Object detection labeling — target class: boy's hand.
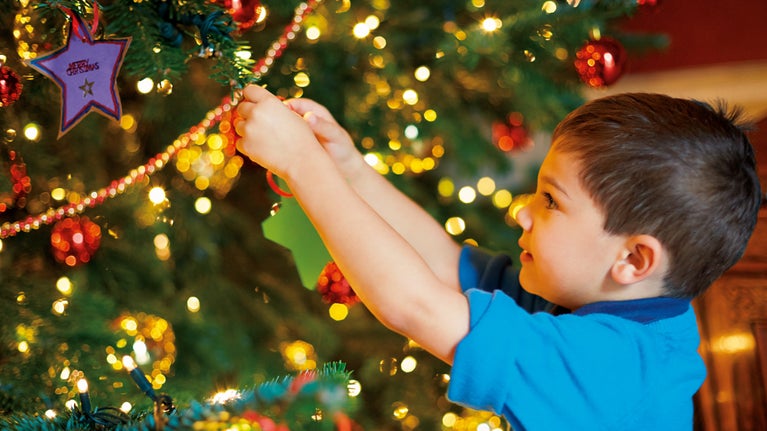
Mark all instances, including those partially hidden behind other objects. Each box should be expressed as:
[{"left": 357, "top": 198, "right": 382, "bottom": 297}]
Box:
[
  {"left": 285, "top": 98, "right": 364, "bottom": 180},
  {"left": 235, "top": 85, "right": 320, "bottom": 180}
]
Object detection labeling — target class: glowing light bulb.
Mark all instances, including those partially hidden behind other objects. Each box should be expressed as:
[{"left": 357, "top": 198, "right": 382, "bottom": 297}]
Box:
[
  {"left": 211, "top": 389, "right": 240, "bottom": 404},
  {"left": 123, "top": 355, "right": 157, "bottom": 401},
  {"left": 56, "top": 277, "right": 73, "bottom": 295},
  {"left": 235, "top": 50, "right": 252, "bottom": 60},
  {"left": 481, "top": 17, "right": 502, "bottom": 32},
  {"left": 400, "top": 355, "right": 417, "bottom": 373},
  {"left": 347, "top": 379, "right": 362, "bottom": 397},
  {"left": 493, "top": 190, "right": 513, "bottom": 208},
  {"left": 148, "top": 187, "right": 166, "bottom": 204},
  {"left": 542, "top": 1, "right": 557, "bottom": 13},
  {"left": 404, "top": 124, "right": 419, "bottom": 139},
  {"left": 186, "top": 296, "right": 201, "bottom": 313},
  {"left": 329, "top": 303, "right": 348, "bottom": 320},
  {"left": 77, "top": 378, "right": 91, "bottom": 413},
  {"left": 194, "top": 197, "right": 212, "bottom": 214},
  {"left": 402, "top": 89, "right": 418, "bottom": 105},
  {"left": 476, "top": 177, "right": 496, "bottom": 196},
  {"left": 458, "top": 186, "right": 477, "bottom": 203},
  {"left": 306, "top": 26, "right": 321, "bottom": 40},
  {"left": 444, "top": 217, "right": 466, "bottom": 236},
  {"left": 414, "top": 66, "right": 430, "bottom": 82},
  {"left": 120, "top": 402, "right": 132, "bottom": 413},
  {"left": 23, "top": 123, "right": 40, "bottom": 141},
  {"left": 137, "top": 78, "right": 154, "bottom": 94},
  {"left": 365, "top": 15, "right": 380, "bottom": 29},
  {"left": 353, "top": 22, "right": 370, "bottom": 38}
]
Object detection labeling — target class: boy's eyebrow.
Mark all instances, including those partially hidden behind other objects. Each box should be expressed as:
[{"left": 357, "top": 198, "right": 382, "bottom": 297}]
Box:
[{"left": 540, "top": 174, "right": 570, "bottom": 199}]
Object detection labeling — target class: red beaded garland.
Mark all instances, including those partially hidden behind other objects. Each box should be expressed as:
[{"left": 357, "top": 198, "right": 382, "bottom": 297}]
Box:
[{"left": 0, "top": 1, "right": 319, "bottom": 239}]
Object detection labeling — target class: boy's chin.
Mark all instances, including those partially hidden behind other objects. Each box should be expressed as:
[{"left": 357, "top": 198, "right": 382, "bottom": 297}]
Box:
[{"left": 519, "top": 275, "right": 542, "bottom": 297}]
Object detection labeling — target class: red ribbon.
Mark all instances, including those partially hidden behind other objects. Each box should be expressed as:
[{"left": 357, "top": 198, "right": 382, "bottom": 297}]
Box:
[
  {"left": 60, "top": 2, "right": 100, "bottom": 40},
  {"left": 266, "top": 171, "right": 294, "bottom": 198}
]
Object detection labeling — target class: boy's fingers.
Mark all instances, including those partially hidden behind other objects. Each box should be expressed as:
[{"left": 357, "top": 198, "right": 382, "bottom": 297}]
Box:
[
  {"left": 236, "top": 100, "right": 255, "bottom": 118},
  {"left": 285, "top": 98, "right": 315, "bottom": 115},
  {"left": 241, "top": 84, "right": 275, "bottom": 104},
  {"left": 286, "top": 98, "right": 333, "bottom": 119},
  {"left": 304, "top": 112, "right": 347, "bottom": 143}
]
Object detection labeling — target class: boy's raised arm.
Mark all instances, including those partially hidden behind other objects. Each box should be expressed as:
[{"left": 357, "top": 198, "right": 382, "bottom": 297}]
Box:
[
  {"left": 236, "top": 85, "right": 470, "bottom": 364},
  {"left": 286, "top": 97, "right": 463, "bottom": 291}
]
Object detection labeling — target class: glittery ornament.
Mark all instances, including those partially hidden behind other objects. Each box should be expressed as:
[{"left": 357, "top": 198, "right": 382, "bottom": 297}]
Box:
[
  {"left": 50, "top": 216, "right": 101, "bottom": 266},
  {"left": 0, "top": 66, "right": 23, "bottom": 107},
  {"left": 214, "top": 0, "right": 264, "bottom": 32},
  {"left": 317, "top": 262, "right": 359, "bottom": 305},
  {"left": 574, "top": 37, "right": 626, "bottom": 88}
]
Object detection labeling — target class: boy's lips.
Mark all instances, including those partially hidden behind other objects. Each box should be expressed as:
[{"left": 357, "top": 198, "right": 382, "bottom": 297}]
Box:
[
  {"left": 520, "top": 249, "right": 533, "bottom": 263},
  {"left": 518, "top": 240, "right": 532, "bottom": 263}
]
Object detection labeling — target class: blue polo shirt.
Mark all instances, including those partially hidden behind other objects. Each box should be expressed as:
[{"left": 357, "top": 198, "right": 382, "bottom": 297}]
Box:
[{"left": 448, "top": 246, "right": 706, "bottom": 430}]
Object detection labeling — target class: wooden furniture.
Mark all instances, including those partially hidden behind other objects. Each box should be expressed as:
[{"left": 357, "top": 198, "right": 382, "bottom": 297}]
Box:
[{"left": 694, "top": 117, "right": 767, "bottom": 430}]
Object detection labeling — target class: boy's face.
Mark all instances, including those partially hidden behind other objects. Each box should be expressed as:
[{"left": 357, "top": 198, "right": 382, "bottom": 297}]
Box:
[{"left": 516, "top": 146, "right": 627, "bottom": 310}]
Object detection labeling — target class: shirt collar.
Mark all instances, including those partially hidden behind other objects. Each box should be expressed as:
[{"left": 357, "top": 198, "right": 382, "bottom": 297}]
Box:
[{"left": 571, "top": 296, "right": 691, "bottom": 324}]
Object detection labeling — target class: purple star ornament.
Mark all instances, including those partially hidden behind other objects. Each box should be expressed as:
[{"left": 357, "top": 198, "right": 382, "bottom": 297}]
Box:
[{"left": 29, "top": 11, "right": 130, "bottom": 137}]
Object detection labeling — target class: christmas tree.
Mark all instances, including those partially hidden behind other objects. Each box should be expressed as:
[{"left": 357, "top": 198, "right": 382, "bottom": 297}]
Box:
[{"left": 0, "top": 0, "right": 663, "bottom": 429}]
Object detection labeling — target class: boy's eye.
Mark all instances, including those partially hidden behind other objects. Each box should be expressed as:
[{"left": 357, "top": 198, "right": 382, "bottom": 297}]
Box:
[{"left": 542, "top": 192, "right": 557, "bottom": 209}]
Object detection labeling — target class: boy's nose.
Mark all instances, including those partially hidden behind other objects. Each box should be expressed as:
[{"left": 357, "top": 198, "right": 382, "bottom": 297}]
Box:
[{"left": 510, "top": 194, "right": 533, "bottom": 231}]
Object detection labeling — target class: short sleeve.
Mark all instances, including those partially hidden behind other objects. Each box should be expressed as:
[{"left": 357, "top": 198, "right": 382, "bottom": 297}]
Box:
[{"left": 447, "top": 289, "right": 703, "bottom": 430}]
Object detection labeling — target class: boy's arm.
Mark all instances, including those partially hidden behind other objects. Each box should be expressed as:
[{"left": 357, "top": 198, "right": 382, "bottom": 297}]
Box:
[
  {"left": 237, "top": 86, "right": 470, "bottom": 363},
  {"left": 287, "top": 98, "right": 463, "bottom": 291}
]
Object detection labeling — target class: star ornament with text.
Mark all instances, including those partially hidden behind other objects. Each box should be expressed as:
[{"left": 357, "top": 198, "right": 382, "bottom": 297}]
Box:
[{"left": 29, "top": 11, "right": 130, "bottom": 137}]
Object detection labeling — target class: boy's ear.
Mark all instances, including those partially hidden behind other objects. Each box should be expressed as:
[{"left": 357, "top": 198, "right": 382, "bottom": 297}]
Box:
[{"left": 611, "top": 235, "right": 665, "bottom": 285}]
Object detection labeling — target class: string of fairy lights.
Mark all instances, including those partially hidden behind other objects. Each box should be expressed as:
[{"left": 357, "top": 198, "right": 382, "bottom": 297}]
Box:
[
  {"left": 0, "top": 0, "right": 318, "bottom": 239},
  {"left": 1, "top": 0, "right": 534, "bottom": 246},
  {"left": 8, "top": 0, "right": 340, "bottom": 425}
]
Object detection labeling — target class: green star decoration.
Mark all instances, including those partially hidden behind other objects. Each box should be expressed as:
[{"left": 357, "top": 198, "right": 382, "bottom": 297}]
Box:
[{"left": 262, "top": 197, "right": 331, "bottom": 290}]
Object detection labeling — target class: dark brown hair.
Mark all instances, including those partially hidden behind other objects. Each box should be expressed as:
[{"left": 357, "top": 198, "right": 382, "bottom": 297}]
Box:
[{"left": 552, "top": 93, "right": 762, "bottom": 298}]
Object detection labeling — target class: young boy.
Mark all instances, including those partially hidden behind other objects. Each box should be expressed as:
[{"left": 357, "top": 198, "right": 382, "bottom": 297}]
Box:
[{"left": 235, "top": 88, "right": 762, "bottom": 430}]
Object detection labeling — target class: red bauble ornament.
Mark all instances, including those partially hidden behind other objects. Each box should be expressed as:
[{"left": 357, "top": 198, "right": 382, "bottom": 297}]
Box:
[
  {"left": 317, "top": 262, "right": 359, "bottom": 305},
  {"left": 492, "top": 112, "right": 533, "bottom": 152},
  {"left": 574, "top": 37, "right": 627, "bottom": 88},
  {"left": 0, "top": 65, "right": 23, "bottom": 107},
  {"left": 213, "top": 0, "right": 263, "bottom": 31},
  {"left": 0, "top": 150, "right": 31, "bottom": 213},
  {"left": 51, "top": 216, "right": 102, "bottom": 266}
]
